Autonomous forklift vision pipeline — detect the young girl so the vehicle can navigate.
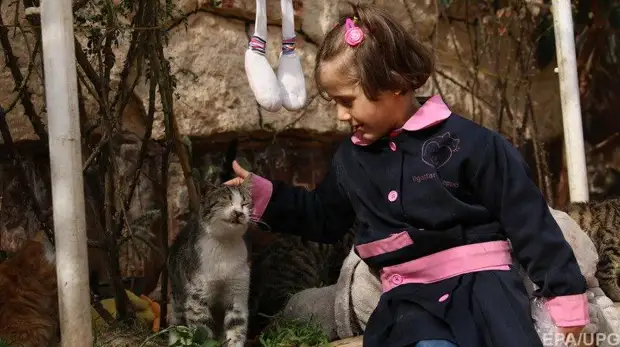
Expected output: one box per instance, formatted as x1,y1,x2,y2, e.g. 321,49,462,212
227,3,589,347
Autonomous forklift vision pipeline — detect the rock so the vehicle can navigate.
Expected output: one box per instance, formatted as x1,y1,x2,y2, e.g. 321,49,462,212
0,0,564,142
330,336,363,347
280,285,339,340
131,10,348,141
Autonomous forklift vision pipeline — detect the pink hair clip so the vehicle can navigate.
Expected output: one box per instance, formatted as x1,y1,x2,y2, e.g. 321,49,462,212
344,17,364,47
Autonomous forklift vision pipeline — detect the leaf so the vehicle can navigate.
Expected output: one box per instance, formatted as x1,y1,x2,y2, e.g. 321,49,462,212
201,340,221,347
192,326,210,344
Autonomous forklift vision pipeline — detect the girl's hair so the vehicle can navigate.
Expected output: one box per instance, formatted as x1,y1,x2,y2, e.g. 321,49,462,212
315,2,434,101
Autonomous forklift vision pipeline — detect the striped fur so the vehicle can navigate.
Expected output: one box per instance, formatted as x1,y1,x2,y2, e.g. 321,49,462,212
249,225,356,333
167,180,253,347
566,199,620,302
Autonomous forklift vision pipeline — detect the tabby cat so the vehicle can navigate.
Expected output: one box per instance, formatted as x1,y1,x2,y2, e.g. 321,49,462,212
566,198,620,302
248,224,356,335
167,179,253,347
0,233,58,347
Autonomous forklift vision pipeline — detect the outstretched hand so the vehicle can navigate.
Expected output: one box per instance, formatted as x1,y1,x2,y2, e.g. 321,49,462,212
223,160,250,186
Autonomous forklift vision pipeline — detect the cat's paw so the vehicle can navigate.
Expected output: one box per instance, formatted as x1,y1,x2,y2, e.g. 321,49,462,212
223,339,246,347
222,333,247,347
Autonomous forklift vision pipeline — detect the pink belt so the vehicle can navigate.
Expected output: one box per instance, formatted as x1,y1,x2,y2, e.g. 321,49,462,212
379,240,513,293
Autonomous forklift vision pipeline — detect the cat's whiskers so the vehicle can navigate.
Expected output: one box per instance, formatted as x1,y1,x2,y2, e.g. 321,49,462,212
249,217,272,233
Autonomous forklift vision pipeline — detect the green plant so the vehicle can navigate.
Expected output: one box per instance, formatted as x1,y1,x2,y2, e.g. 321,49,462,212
140,326,221,347
258,318,330,347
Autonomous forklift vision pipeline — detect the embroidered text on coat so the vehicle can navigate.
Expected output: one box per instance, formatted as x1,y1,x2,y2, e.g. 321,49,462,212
412,173,459,189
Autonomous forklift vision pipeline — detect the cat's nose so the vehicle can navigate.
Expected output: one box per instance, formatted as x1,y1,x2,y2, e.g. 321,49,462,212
232,210,244,222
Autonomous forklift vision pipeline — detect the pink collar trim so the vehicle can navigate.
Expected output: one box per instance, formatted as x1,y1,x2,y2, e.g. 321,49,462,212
351,95,452,146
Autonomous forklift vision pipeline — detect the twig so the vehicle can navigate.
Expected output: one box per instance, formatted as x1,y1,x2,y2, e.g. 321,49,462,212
82,134,109,172
149,17,200,214
120,205,146,264
74,38,105,101
0,1,47,142
587,132,620,155
21,0,46,82
77,76,90,137
103,148,133,323
429,0,447,101
3,36,40,114
158,141,170,329
118,232,162,255
122,61,157,213
111,0,147,121
101,0,118,124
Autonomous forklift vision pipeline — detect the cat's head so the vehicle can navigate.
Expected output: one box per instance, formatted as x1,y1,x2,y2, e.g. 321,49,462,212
200,177,253,238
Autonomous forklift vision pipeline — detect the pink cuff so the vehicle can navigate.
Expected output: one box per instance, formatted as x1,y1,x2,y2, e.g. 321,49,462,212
250,174,273,221
544,293,589,327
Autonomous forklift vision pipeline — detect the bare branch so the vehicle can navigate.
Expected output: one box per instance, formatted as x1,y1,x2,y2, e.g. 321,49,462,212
0,2,47,142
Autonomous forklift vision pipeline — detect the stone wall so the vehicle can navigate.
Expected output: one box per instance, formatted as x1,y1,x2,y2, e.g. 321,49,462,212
1,0,564,145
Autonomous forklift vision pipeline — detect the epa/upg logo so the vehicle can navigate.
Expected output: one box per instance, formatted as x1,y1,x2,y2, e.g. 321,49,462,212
541,332,620,346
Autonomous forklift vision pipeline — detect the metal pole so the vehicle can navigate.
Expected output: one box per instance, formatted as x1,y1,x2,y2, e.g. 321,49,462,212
40,0,93,345
551,0,589,202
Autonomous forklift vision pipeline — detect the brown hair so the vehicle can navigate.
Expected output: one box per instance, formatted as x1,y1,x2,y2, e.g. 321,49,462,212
315,2,434,101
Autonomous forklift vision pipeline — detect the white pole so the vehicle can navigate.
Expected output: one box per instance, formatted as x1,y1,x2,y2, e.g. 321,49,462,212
551,0,590,202
40,0,93,345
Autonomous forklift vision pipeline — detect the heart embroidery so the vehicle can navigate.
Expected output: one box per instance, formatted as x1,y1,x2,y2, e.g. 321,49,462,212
421,132,460,169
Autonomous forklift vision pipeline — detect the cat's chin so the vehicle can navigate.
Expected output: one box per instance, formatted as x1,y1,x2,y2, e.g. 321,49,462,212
223,218,249,227
212,218,249,234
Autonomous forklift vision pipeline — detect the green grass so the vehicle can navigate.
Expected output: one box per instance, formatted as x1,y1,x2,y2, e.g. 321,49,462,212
92,322,166,347
38,316,332,347
258,318,330,347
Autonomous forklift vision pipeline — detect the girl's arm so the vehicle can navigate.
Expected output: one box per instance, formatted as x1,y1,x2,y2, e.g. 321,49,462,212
467,132,589,329
248,155,356,244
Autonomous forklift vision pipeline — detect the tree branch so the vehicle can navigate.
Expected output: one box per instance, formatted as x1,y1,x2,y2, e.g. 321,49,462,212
0,1,47,142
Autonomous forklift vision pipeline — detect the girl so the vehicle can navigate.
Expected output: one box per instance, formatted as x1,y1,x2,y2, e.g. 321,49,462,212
227,3,589,347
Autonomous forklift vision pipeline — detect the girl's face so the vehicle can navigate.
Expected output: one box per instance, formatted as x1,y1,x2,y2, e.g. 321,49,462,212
319,60,414,144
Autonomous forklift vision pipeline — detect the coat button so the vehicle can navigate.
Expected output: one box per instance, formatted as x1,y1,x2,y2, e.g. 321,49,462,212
389,142,397,151
438,293,450,302
388,190,398,202
391,274,403,285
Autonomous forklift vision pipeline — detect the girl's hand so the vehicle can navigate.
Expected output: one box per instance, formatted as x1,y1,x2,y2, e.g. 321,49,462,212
224,160,250,186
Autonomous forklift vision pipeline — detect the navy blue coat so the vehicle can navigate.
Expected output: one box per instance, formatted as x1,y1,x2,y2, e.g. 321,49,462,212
252,96,588,347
